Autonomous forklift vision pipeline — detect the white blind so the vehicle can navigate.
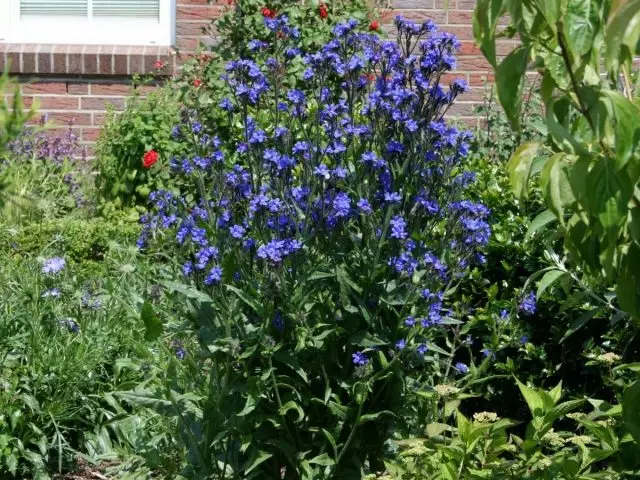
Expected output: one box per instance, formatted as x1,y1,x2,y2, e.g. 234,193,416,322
21,0,88,15
93,0,159,17
21,0,160,18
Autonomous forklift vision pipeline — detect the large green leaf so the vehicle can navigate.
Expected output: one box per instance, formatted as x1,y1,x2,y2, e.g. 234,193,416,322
507,141,541,200
564,0,596,56
622,379,640,444
473,0,507,68
540,153,575,224
601,91,640,169
141,300,163,341
537,269,568,299
496,46,530,130
526,209,557,238
605,0,640,72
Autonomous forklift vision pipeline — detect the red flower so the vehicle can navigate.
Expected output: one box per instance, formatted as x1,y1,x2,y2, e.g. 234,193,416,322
193,78,202,88
262,6,275,18
142,149,159,168
319,3,328,18
154,60,165,69
369,20,380,31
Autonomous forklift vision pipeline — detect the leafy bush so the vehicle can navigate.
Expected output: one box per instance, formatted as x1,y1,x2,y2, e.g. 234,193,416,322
95,85,183,213
474,0,640,319
1,216,140,271
136,15,498,478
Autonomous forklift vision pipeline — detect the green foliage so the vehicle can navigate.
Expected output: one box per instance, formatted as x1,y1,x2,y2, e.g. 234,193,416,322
473,0,640,320
95,84,183,213
377,380,638,479
1,216,140,272
0,68,31,155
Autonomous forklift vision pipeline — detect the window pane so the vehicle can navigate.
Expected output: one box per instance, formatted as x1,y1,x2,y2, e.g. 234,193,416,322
21,0,88,15
92,0,159,18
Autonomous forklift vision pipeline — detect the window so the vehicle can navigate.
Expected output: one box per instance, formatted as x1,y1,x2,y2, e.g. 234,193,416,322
0,0,175,46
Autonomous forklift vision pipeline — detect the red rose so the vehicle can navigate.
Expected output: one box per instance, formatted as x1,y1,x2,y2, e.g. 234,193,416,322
193,78,202,88
319,3,328,18
262,6,275,17
154,60,165,69
142,149,159,168
369,20,380,31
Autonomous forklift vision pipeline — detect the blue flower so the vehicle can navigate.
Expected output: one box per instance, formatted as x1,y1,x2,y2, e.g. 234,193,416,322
390,215,408,239
357,198,372,214
454,362,469,374
230,225,246,239
395,339,407,350
204,266,223,285
519,292,536,316
273,311,284,331
352,351,369,366
42,257,66,274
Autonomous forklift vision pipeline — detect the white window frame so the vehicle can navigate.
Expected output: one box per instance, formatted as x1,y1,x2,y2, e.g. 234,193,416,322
0,0,175,46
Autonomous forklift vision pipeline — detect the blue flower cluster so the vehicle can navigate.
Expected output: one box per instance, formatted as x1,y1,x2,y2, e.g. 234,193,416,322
140,16,490,369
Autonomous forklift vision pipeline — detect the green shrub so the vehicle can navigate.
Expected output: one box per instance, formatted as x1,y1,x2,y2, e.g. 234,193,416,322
1,216,140,272
95,85,183,213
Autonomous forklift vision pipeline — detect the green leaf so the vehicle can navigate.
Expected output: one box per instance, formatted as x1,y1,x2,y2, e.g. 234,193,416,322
605,0,640,72
308,453,335,466
601,91,640,169
244,450,273,475
564,0,596,56
279,401,305,423
526,210,557,238
560,308,601,343
507,141,541,200
141,300,163,341
358,410,395,425
516,379,552,417
622,379,640,444
537,269,568,299
540,153,575,224
496,46,530,130
473,0,508,68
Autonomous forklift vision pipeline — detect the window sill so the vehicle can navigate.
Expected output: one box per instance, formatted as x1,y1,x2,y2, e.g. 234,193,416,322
0,43,176,77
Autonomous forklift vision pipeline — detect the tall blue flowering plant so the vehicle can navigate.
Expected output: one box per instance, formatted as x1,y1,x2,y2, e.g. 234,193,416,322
140,16,490,478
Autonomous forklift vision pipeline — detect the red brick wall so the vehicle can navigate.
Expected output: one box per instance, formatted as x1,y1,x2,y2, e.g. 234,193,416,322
2,0,504,151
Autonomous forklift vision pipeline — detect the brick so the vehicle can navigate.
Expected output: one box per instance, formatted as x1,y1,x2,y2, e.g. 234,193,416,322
53,46,67,74
80,96,126,110
446,102,477,116
41,112,92,126
23,51,36,73
447,11,474,24
176,5,224,21
90,83,132,96
113,46,129,75
456,56,492,71
129,46,146,74
92,113,108,126
68,46,84,74
397,10,447,24
83,46,100,75
438,25,474,40
457,0,477,9
468,72,495,85
176,21,210,36
38,45,54,74
176,37,201,52
81,128,102,142
67,82,89,95
23,82,67,95
99,46,114,75
30,96,80,110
